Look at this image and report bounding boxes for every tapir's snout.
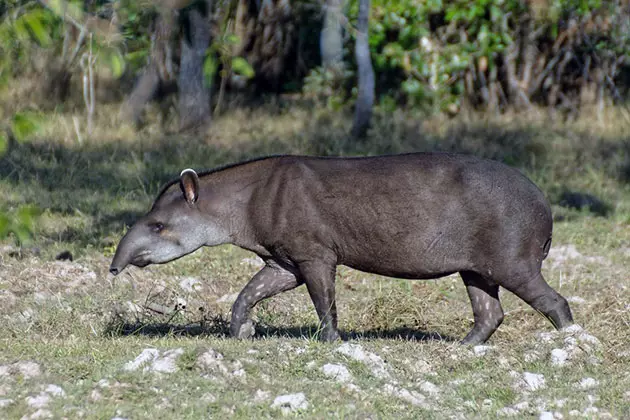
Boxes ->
[109,266,121,276]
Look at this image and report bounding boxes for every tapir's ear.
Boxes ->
[180,168,199,204]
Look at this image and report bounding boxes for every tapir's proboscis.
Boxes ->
[109,153,574,344]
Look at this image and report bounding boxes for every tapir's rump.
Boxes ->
[110,153,574,344]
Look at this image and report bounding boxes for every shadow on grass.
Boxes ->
[105,318,455,342]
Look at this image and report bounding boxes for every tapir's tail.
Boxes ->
[542,237,552,260]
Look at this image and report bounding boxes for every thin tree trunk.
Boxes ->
[178,1,212,132]
[351,0,374,139]
[320,0,344,71]
[120,11,177,125]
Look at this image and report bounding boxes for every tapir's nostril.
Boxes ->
[109,267,120,276]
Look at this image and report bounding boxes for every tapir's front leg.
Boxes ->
[230,261,301,339]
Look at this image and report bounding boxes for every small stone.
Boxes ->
[15,361,41,379]
[271,393,309,413]
[253,389,270,403]
[514,402,529,410]
[44,385,65,397]
[321,363,352,383]
[551,348,569,366]
[0,398,14,408]
[418,381,439,395]
[201,393,216,403]
[90,390,102,402]
[26,393,51,409]
[474,345,492,356]
[577,377,599,390]
[522,372,546,391]
[216,293,239,304]
[539,412,554,420]
[383,384,427,407]
[497,407,519,416]
[567,296,586,304]
[27,409,53,419]
[179,277,201,292]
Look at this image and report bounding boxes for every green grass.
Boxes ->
[0,101,629,418]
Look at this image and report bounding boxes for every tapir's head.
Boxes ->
[109,169,228,276]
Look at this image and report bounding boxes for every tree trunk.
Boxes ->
[120,11,177,126]
[320,0,344,71]
[351,0,374,139]
[178,2,212,132]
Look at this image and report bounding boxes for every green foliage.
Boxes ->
[0,110,42,245]
[0,2,59,84]
[11,111,41,142]
[344,0,630,111]
[203,32,255,88]
[0,204,41,245]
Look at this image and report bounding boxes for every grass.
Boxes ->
[0,98,629,419]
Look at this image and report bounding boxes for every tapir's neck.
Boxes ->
[198,160,272,257]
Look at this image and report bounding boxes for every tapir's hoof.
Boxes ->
[235,319,256,339]
[320,329,341,343]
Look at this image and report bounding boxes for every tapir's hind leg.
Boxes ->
[460,271,504,345]
[501,271,573,330]
[230,261,301,339]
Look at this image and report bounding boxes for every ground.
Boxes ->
[0,104,629,419]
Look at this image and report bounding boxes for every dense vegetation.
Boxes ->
[1,1,629,116]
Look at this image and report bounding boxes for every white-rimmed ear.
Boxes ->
[180,168,199,204]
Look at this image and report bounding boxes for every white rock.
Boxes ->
[253,389,270,403]
[179,277,201,292]
[383,384,428,408]
[271,393,309,413]
[90,390,102,402]
[25,393,51,409]
[561,324,583,334]
[216,293,240,304]
[321,363,352,383]
[336,343,389,379]
[567,296,586,304]
[343,383,361,393]
[522,372,546,391]
[232,369,246,378]
[44,385,65,397]
[15,361,41,378]
[497,407,519,416]
[418,381,439,395]
[0,398,14,408]
[201,393,216,403]
[97,379,111,388]
[474,345,492,356]
[539,412,554,420]
[514,402,529,410]
[26,409,53,419]
[124,348,183,373]
[123,349,160,371]
[241,256,264,268]
[550,348,569,366]
[577,377,599,390]
[524,351,541,362]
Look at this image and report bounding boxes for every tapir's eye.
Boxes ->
[151,222,164,233]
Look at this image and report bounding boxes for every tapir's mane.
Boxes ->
[152,155,284,205]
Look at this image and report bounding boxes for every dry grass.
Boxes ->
[0,99,629,418]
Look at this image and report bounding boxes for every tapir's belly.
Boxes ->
[335,226,478,280]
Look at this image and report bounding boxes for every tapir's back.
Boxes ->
[247,153,552,279]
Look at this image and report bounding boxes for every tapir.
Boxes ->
[109,153,574,344]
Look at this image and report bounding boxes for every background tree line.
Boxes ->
[1,0,629,134]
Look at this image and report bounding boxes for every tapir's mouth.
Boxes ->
[130,250,152,267]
